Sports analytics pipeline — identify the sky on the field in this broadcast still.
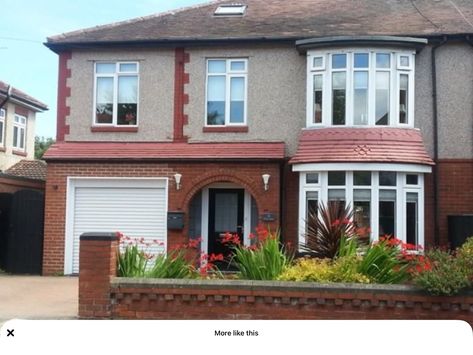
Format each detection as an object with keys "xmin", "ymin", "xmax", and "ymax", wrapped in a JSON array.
[{"xmin": 0, "ymin": 0, "xmax": 208, "ymax": 139}]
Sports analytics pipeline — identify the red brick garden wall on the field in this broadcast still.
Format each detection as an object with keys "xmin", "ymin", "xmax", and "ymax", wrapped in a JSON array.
[
  {"xmin": 79, "ymin": 234, "xmax": 473, "ymax": 323},
  {"xmin": 43, "ymin": 161, "xmax": 281, "ymax": 275}
]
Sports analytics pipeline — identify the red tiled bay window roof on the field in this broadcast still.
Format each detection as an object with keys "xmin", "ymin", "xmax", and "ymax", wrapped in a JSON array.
[
  {"xmin": 43, "ymin": 142, "xmax": 286, "ymax": 161},
  {"xmin": 289, "ymin": 128, "xmax": 434, "ymax": 166}
]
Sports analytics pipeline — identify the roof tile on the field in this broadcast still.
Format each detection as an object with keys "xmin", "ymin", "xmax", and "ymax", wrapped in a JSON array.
[
  {"xmin": 43, "ymin": 142, "xmax": 286, "ymax": 161},
  {"xmin": 289, "ymin": 127, "xmax": 434, "ymax": 166}
]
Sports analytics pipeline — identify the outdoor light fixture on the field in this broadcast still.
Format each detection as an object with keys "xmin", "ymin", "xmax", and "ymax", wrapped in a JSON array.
[
  {"xmin": 174, "ymin": 173, "xmax": 182, "ymax": 190},
  {"xmin": 262, "ymin": 174, "xmax": 270, "ymax": 191}
]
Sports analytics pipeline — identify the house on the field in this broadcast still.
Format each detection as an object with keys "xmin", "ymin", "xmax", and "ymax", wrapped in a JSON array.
[
  {"xmin": 42, "ymin": 0, "xmax": 473, "ymax": 275},
  {"xmin": 0, "ymin": 81, "xmax": 48, "ymax": 171}
]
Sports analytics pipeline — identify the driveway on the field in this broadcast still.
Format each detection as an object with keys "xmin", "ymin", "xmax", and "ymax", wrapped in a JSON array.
[{"xmin": 0, "ymin": 275, "xmax": 77, "ymax": 324}]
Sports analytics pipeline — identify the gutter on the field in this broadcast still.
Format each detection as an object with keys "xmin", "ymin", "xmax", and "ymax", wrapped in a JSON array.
[
  {"xmin": 0, "ymin": 85, "xmax": 12, "ymax": 109},
  {"xmin": 431, "ymin": 36, "xmax": 448, "ymax": 246}
]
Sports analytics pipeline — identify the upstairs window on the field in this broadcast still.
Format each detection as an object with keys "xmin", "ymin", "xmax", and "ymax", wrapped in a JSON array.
[
  {"xmin": 307, "ymin": 50, "xmax": 414, "ymax": 127},
  {"xmin": 94, "ymin": 62, "xmax": 139, "ymax": 126},
  {"xmin": 206, "ymin": 59, "xmax": 247, "ymax": 126},
  {"xmin": 13, "ymin": 114, "xmax": 26, "ymax": 151},
  {"xmin": 0, "ymin": 108, "xmax": 5, "ymax": 146}
]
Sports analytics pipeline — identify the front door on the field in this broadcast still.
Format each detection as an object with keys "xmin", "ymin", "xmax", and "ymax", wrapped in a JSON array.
[{"xmin": 208, "ymin": 188, "xmax": 244, "ymax": 266}]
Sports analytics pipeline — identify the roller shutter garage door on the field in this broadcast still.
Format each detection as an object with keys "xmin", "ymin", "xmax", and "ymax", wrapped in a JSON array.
[{"xmin": 65, "ymin": 178, "xmax": 167, "ymax": 274}]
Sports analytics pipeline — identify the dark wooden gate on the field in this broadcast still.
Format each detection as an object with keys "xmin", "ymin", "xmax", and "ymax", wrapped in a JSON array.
[
  {"xmin": 0, "ymin": 193, "xmax": 12, "ymax": 270},
  {"xmin": 4, "ymin": 189, "xmax": 44, "ymax": 274}
]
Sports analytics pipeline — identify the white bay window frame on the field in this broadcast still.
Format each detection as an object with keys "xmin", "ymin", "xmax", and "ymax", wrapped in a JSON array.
[
  {"xmin": 296, "ymin": 165, "xmax": 426, "ymax": 249},
  {"xmin": 93, "ymin": 61, "xmax": 139, "ymax": 127},
  {"xmin": 306, "ymin": 49, "xmax": 415, "ymax": 127},
  {"xmin": 205, "ymin": 58, "xmax": 248, "ymax": 126}
]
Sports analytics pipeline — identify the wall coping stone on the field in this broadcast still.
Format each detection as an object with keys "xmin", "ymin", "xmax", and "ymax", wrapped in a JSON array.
[{"xmin": 111, "ymin": 277, "xmax": 473, "ymax": 297}]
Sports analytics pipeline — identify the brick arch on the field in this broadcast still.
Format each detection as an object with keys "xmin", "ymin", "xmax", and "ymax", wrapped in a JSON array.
[{"xmin": 181, "ymin": 172, "xmax": 263, "ymax": 214}]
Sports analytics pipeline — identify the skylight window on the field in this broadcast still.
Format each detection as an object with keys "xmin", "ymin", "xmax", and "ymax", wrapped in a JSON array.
[{"xmin": 214, "ymin": 4, "xmax": 247, "ymax": 16}]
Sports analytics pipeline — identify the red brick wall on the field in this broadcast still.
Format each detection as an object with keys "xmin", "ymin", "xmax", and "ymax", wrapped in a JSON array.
[
  {"xmin": 281, "ymin": 164, "xmax": 299, "ymax": 249},
  {"xmin": 43, "ymin": 161, "xmax": 281, "ymax": 275},
  {"xmin": 424, "ymin": 159, "xmax": 473, "ymax": 247}
]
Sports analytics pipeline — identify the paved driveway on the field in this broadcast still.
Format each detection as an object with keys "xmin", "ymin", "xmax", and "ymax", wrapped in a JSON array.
[{"xmin": 0, "ymin": 275, "xmax": 77, "ymax": 324}]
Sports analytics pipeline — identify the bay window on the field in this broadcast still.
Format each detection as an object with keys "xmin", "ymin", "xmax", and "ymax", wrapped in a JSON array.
[
  {"xmin": 298, "ymin": 169, "xmax": 425, "ymax": 247},
  {"xmin": 307, "ymin": 49, "xmax": 415, "ymax": 127},
  {"xmin": 94, "ymin": 62, "xmax": 139, "ymax": 126},
  {"xmin": 206, "ymin": 59, "xmax": 247, "ymax": 126}
]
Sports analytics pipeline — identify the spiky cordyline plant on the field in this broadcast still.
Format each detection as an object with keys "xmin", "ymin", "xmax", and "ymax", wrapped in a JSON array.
[{"xmin": 301, "ymin": 201, "xmax": 356, "ymax": 259}]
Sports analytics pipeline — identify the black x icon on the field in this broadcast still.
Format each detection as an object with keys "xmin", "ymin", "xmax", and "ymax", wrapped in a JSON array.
[{"xmin": 7, "ymin": 329, "xmax": 14, "ymax": 337}]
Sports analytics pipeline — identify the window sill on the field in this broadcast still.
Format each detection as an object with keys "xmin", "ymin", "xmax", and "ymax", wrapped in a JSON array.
[
  {"xmin": 91, "ymin": 126, "xmax": 139, "ymax": 133},
  {"xmin": 12, "ymin": 150, "xmax": 27, "ymax": 157},
  {"xmin": 203, "ymin": 126, "xmax": 249, "ymax": 133}
]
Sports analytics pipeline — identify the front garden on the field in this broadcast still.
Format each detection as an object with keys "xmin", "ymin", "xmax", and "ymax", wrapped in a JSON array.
[{"xmin": 116, "ymin": 202, "xmax": 473, "ymax": 297}]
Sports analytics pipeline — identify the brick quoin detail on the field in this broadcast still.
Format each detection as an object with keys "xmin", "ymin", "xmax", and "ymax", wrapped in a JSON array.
[
  {"xmin": 56, "ymin": 51, "xmax": 72, "ymax": 142},
  {"xmin": 173, "ymin": 48, "xmax": 190, "ymax": 143},
  {"xmin": 43, "ymin": 161, "xmax": 281, "ymax": 275}
]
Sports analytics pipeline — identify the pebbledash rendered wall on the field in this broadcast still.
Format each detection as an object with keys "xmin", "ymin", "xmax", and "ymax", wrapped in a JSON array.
[{"xmin": 78, "ymin": 233, "xmax": 473, "ymax": 323}]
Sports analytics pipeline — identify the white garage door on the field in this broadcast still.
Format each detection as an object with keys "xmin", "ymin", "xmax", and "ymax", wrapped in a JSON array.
[{"xmin": 65, "ymin": 178, "xmax": 168, "ymax": 274}]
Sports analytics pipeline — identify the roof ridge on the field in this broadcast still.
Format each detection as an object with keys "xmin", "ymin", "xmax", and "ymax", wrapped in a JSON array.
[{"xmin": 46, "ymin": 0, "xmax": 225, "ymax": 42}]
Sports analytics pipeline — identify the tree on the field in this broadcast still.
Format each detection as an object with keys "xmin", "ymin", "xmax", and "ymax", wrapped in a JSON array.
[{"xmin": 35, "ymin": 136, "xmax": 55, "ymax": 160}]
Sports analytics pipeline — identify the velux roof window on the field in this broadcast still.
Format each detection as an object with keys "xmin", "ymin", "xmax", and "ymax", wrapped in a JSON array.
[{"xmin": 214, "ymin": 4, "xmax": 247, "ymax": 16}]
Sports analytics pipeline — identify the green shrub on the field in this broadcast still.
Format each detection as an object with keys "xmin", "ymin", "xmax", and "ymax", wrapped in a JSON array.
[
  {"xmin": 457, "ymin": 237, "xmax": 473, "ymax": 274},
  {"xmin": 147, "ymin": 249, "xmax": 197, "ymax": 279},
  {"xmin": 414, "ymin": 249, "xmax": 471, "ymax": 295},
  {"xmin": 278, "ymin": 257, "xmax": 370, "ymax": 284},
  {"xmin": 357, "ymin": 238, "xmax": 411, "ymax": 284},
  {"xmin": 302, "ymin": 201, "xmax": 356, "ymax": 259},
  {"xmin": 231, "ymin": 228, "xmax": 292, "ymax": 280},
  {"xmin": 117, "ymin": 243, "xmax": 150, "ymax": 277}
]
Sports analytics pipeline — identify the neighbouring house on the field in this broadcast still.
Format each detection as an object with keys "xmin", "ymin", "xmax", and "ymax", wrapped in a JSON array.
[
  {"xmin": 42, "ymin": 0, "xmax": 473, "ymax": 275},
  {"xmin": 0, "ymin": 81, "xmax": 48, "ymax": 171}
]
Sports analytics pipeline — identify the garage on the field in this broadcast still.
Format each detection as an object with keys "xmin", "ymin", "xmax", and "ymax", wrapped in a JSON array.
[{"xmin": 65, "ymin": 178, "xmax": 168, "ymax": 274}]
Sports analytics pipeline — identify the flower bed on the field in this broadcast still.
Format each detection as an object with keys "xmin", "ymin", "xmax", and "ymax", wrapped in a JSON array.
[{"xmin": 78, "ymin": 232, "xmax": 473, "ymax": 323}]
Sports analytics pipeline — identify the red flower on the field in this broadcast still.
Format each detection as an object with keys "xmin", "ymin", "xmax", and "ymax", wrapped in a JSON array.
[{"xmin": 209, "ymin": 253, "xmax": 224, "ymax": 262}]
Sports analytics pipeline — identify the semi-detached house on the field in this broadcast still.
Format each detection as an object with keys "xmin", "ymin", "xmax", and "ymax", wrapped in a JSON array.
[{"xmin": 43, "ymin": 0, "xmax": 473, "ymax": 275}]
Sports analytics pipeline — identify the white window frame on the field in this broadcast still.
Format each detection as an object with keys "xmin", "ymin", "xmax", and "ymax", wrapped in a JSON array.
[
  {"xmin": 0, "ymin": 108, "xmax": 5, "ymax": 146},
  {"xmin": 205, "ymin": 58, "xmax": 248, "ymax": 127},
  {"xmin": 296, "ymin": 166, "xmax": 425, "ymax": 249},
  {"xmin": 306, "ymin": 48, "xmax": 415, "ymax": 128},
  {"xmin": 93, "ymin": 61, "xmax": 140, "ymax": 127},
  {"xmin": 12, "ymin": 114, "xmax": 27, "ymax": 151}
]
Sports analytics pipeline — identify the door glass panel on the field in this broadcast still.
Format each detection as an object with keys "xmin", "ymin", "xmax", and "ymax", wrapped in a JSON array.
[{"xmin": 214, "ymin": 193, "xmax": 238, "ymax": 231}]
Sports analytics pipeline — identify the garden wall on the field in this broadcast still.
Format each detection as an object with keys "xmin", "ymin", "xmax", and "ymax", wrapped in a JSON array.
[{"xmin": 79, "ymin": 233, "xmax": 473, "ymax": 324}]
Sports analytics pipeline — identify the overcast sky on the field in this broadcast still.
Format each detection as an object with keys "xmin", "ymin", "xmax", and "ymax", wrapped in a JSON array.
[{"xmin": 0, "ymin": 0, "xmax": 207, "ymax": 139}]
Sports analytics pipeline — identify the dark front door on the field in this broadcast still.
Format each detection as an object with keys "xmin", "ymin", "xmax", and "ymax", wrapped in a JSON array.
[{"xmin": 208, "ymin": 188, "xmax": 244, "ymax": 266}]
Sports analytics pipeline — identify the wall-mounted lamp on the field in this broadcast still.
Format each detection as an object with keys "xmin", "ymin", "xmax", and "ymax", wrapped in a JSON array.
[
  {"xmin": 174, "ymin": 173, "xmax": 182, "ymax": 190},
  {"xmin": 262, "ymin": 174, "xmax": 270, "ymax": 191}
]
